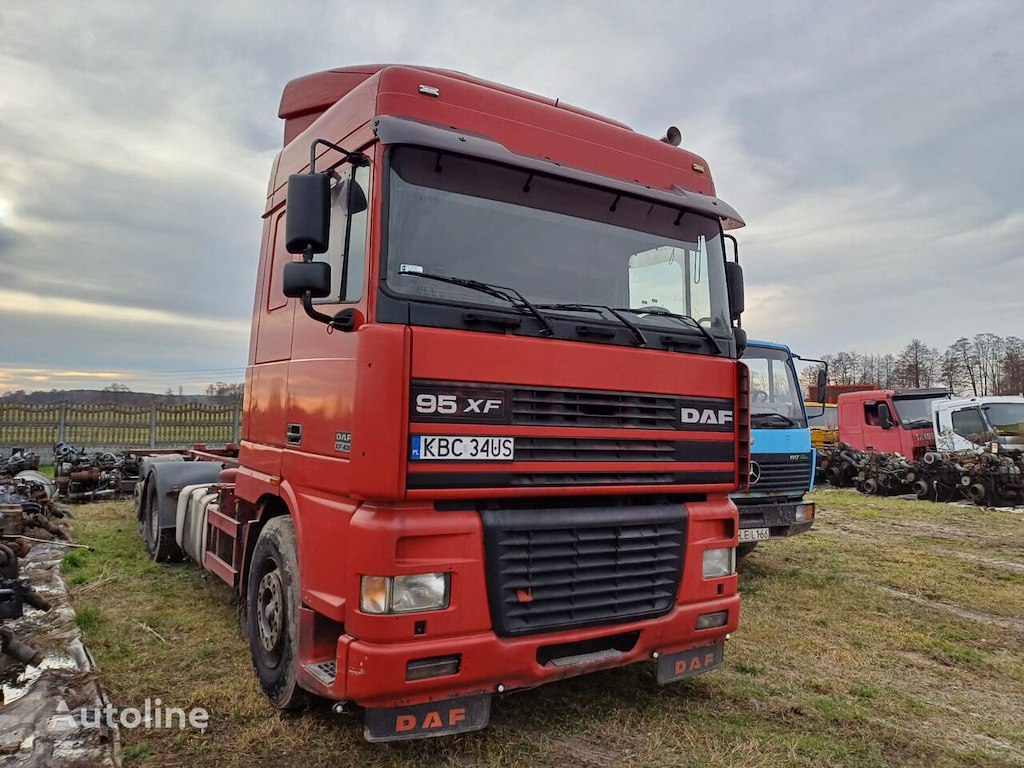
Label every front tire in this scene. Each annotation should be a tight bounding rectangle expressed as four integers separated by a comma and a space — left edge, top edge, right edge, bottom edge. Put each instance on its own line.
248, 516, 307, 710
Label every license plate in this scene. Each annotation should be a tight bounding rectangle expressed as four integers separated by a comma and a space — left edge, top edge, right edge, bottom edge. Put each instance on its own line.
739, 527, 770, 542
411, 435, 515, 461
657, 642, 724, 684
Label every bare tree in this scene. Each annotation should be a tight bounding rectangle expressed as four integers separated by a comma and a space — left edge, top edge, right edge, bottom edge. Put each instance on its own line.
1002, 336, 1024, 395
894, 339, 938, 388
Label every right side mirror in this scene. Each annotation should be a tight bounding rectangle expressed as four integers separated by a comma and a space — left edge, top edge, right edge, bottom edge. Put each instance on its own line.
283, 262, 332, 298
286, 173, 331, 254
725, 261, 744, 322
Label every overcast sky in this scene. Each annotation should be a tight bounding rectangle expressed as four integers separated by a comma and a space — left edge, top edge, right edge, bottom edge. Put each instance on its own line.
2, 1, 1021, 393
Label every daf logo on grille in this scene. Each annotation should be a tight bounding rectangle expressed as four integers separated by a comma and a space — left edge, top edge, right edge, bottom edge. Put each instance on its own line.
749, 461, 761, 486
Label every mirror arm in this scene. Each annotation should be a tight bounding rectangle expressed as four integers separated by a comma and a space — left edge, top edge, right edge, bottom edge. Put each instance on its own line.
309, 139, 368, 174
300, 293, 359, 332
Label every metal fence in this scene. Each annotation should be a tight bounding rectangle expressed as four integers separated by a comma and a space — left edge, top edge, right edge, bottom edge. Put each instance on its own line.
0, 402, 242, 460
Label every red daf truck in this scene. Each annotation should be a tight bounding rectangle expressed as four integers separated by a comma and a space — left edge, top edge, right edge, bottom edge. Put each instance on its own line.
837, 388, 950, 460
135, 65, 750, 741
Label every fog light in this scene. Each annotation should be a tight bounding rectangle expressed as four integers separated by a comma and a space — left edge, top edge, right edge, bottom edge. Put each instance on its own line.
360, 573, 451, 614
703, 548, 735, 578
696, 611, 728, 630
794, 502, 815, 522
406, 654, 461, 681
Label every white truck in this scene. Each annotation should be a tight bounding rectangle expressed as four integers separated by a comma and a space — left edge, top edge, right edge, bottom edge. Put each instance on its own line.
933, 396, 1024, 453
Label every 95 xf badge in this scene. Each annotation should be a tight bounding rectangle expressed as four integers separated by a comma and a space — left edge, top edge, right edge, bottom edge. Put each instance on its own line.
411, 435, 515, 461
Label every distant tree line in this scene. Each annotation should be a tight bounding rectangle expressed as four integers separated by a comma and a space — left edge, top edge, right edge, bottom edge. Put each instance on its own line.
1, 381, 245, 405
799, 334, 1024, 398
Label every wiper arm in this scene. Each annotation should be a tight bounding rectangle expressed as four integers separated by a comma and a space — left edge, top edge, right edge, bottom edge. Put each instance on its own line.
536, 303, 647, 347
399, 271, 555, 337
614, 306, 722, 355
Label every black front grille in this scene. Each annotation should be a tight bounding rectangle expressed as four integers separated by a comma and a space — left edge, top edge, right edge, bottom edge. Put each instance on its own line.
510, 386, 678, 429
749, 453, 813, 493
481, 502, 687, 636
513, 437, 734, 463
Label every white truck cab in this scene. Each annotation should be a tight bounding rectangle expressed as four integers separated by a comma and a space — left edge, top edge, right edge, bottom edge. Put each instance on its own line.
933, 396, 1024, 452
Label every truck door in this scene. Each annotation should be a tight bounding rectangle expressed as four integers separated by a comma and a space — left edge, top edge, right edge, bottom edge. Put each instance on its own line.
857, 399, 898, 453
949, 406, 986, 450
250, 212, 295, 450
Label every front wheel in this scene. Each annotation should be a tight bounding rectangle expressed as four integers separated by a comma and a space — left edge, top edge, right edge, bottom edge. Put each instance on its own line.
248, 516, 307, 710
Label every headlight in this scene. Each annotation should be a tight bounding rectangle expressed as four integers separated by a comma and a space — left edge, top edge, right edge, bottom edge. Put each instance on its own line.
360, 573, 450, 614
392, 573, 450, 613
703, 548, 735, 579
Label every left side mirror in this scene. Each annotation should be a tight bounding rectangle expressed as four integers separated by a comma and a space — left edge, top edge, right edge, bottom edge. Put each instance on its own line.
725, 261, 744, 322
286, 173, 331, 254
283, 262, 331, 298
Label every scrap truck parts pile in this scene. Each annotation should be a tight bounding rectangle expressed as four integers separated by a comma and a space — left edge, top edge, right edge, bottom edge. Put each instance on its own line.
52, 442, 142, 503
1, 470, 73, 551
2, 449, 41, 476
0, 541, 51, 689
819, 442, 1024, 507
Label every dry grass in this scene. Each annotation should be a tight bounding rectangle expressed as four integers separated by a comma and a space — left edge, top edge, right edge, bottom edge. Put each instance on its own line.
63, 490, 1024, 767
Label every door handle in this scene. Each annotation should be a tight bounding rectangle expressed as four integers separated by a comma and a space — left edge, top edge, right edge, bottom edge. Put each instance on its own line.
286, 423, 302, 446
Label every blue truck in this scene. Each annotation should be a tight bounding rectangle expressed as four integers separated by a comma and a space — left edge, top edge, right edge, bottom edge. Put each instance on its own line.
733, 340, 818, 557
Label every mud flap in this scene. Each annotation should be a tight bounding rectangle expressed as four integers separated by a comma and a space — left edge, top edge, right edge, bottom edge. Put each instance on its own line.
363, 693, 491, 742
657, 642, 724, 684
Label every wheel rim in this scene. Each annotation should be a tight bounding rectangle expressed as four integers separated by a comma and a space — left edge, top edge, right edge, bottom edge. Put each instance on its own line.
256, 565, 285, 668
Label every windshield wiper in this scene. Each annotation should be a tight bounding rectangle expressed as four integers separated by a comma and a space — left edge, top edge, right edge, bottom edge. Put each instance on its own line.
398, 271, 555, 337
751, 412, 799, 428
536, 303, 647, 347
613, 306, 722, 355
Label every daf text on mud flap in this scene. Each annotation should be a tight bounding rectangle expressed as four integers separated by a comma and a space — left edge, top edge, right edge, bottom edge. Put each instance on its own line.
411, 435, 515, 461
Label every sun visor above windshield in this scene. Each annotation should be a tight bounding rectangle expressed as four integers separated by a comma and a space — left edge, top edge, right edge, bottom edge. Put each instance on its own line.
372, 115, 745, 230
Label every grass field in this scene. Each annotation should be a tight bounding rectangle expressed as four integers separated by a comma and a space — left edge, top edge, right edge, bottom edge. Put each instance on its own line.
62, 489, 1024, 767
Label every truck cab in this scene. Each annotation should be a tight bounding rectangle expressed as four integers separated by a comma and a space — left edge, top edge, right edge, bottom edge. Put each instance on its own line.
838, 388, 950, 459
933, 396, 1024, 452
732, 341, 815, 552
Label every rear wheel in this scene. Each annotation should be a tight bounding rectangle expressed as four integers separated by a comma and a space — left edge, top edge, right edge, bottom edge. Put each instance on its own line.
248, 516, 307, 710
144, 480, 181, 562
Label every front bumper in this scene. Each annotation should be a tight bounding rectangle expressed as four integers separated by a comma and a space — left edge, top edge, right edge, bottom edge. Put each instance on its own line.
313, 593, 738, 709
736, 500, 815, 538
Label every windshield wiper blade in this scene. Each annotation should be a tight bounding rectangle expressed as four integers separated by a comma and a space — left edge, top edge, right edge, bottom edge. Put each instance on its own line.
399, 271, 555, 337
536, 303, 647, 347
613, 306, 722, 355
751, 412, 799, 427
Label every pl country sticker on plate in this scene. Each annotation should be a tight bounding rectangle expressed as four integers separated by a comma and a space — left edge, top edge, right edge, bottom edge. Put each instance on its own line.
411, 435, 515, 461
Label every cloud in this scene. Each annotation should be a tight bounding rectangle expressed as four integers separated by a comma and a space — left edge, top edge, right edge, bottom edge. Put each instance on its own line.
1, 0, 1022, 392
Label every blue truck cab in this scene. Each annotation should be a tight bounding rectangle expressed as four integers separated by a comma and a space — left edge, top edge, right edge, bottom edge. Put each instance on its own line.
733, 340, 816, 555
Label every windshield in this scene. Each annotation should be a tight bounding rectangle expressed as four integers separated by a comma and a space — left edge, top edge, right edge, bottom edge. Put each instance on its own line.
983, 403, 1024, 437
383, 146, 731, 335
807, 405, 837, 428
893, 396, 945, 428
741, 347, 806, 427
